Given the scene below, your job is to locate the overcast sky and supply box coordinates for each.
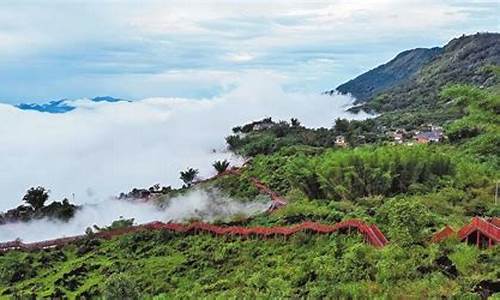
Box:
[0,0,498,103]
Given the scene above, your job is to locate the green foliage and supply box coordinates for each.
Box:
[226,117,382,157]
[449,244,480,275]
[22,186,49,210]
[0,255,36,284]
[2,65,499,299]
[94,217,135,232]
[440,84,489,107]
[2,230,497,298]
[212,174,261,200]
[103,273,141,299]
[376,198,437,245]
[1,192,78,224]
[179,168,199,187]
[367,34,500,113]
[212,159,230,174]
[42,198,78,221]
[441,83,500,165]
[286,146,454,201]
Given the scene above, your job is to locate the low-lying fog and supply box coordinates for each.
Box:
[0,189,271,243]
[0,73,369,242]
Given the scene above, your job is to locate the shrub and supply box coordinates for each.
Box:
[103,273,140,299]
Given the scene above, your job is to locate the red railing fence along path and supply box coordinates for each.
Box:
[190,166,287,212]
[0,219,389,252]
[0,165,294,253]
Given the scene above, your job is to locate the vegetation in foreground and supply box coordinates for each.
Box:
[1,228,498,299]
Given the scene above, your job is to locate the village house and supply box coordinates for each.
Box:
[335,135,347,147]
[414,131,441,144]
[389,129,406,144]
[413,124,445,144]
[393,132,404,144]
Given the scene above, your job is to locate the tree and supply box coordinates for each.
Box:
[376,198,436,246]
[333,118,351,135]
[149,183,161,193]
[22,186,49,210]
[291,118,301,128]
[273,120,290,138]
[213,160,230,174]
[103,273,140,299]
[180,168,199,187]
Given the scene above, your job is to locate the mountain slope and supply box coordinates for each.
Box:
[372,33,500,112]
[329,47,442,102]
[331,32,500,112]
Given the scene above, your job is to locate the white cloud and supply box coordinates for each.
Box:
[0,72,369,214]
[225,52,256,62]
[0,1,497,101]
[0,189,271,243]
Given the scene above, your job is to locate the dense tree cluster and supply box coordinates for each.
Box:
[0,187,78,224]
[226,117,385,157]
[285,146,454,200]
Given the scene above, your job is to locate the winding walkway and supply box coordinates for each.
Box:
[0,219,388,252]
[193,167,288,211]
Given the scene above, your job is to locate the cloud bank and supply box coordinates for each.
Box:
[0,189,271,243]
[0,73,369,242]
[0,73,368,212]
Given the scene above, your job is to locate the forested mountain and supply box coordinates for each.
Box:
[331,33,500,112]
[330,47,442,102]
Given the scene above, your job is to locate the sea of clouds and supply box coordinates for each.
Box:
[0,73,369,242]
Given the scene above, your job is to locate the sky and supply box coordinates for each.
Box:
[0,0,498,103]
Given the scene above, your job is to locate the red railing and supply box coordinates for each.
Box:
[370,223,389,245]
[0,219,388,252]
[192,166,287,212]
[0,165,295,252]
[11,166,499,253]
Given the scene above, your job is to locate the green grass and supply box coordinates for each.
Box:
[1,229,498,298]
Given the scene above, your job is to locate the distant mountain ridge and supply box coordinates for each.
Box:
[329,32,500,112]
[16,96,126,113]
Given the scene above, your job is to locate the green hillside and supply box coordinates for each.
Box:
[331,33,500,131]
[331,47,442,102]
[371,33,500,112]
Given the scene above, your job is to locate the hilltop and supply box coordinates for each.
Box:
[330,33,500,114]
